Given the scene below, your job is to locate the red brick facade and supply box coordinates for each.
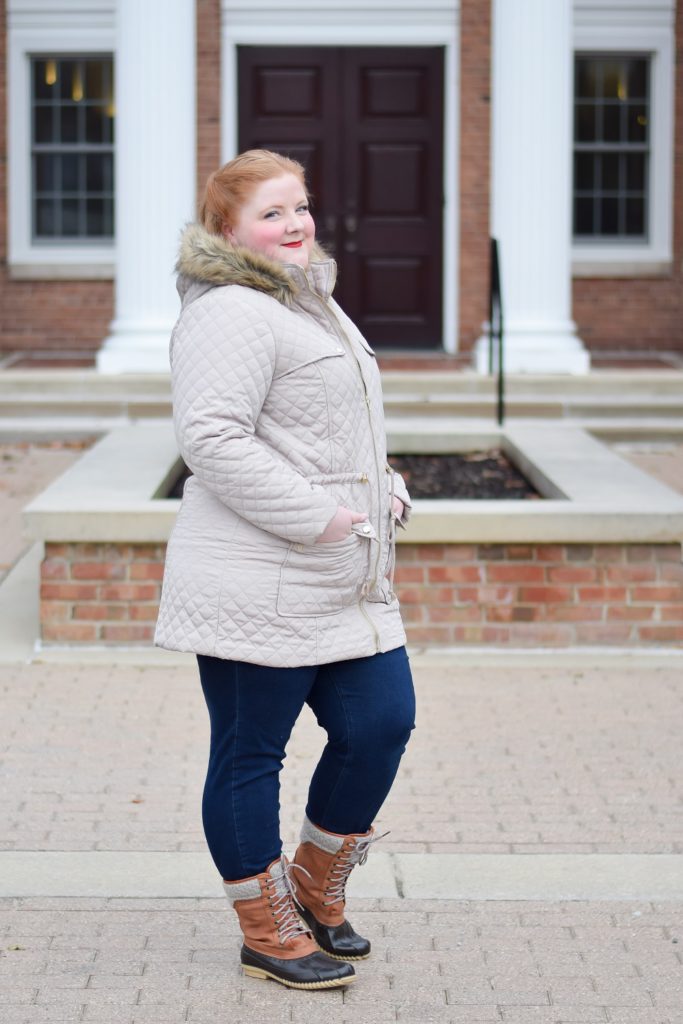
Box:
[572,0,683,353]
[41,541,683,647]
[458,0,491,355]
[0,4,112,354]
[1,0,681,358]
[196,0,222,204]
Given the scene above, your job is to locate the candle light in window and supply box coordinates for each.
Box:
[45,60,57,86]
[617,79,627,101]
[72,66,83,102]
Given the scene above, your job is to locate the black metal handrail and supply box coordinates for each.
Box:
[487,237,505,426]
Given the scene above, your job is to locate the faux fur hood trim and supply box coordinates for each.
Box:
[176,222,332,307]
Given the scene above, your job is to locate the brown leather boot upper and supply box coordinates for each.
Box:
[294,828,373,928]
[226,856,319,960]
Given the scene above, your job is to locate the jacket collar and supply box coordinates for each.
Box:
[175,223,337,306]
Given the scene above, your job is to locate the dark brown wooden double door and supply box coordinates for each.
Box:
[238,47,444,349]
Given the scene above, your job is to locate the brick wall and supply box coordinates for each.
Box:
[396,542,683,646]
[41,543,164,644]
[457,0,491,355]
[0,1,112,355]
[40,540,683,647]
[196,0,222,205]
[571,0,683,354]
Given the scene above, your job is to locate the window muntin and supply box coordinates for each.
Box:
[31,56,114,242]
[573,55,650,240]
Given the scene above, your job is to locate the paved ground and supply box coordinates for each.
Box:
[614,442,683,498]
[2,894,683,1023]
[0,443,89,585]
[1,656,683,1022]
[2,659,683,856]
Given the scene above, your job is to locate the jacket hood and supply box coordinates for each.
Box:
[175,222,334,307]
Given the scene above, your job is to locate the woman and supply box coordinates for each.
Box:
[155,150,416,991]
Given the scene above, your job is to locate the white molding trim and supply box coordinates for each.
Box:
[220,1,460,354]
[571,1,676,272]
[573,0,675,31]
[6,3,116,273]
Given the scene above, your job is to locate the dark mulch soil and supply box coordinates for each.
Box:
[167,451,541,500]
[387,451,542,500]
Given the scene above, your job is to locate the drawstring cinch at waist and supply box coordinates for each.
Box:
[358,465,399,603]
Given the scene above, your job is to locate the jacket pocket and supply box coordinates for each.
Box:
[276,531,371,618]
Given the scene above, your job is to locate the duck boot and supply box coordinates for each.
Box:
[224,853,355,990]
[293,815,384,960]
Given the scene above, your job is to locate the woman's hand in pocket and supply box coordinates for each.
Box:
[316,506,368,543]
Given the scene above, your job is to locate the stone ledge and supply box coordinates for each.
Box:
[22,420,683,545]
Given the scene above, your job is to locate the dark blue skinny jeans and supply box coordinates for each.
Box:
[197,646,415,881]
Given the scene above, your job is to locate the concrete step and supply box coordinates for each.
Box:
[0,368,683,398]
[0,392,682,424]
[0,395,172,417]
[0,369,681,425]
[383,395,683,419]
[380,370,683,397]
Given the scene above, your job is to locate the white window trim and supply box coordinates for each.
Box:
[571,13,675,277]
[7,4,116,279]
[220,0,460,353]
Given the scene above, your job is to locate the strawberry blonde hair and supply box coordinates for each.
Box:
[199,149,308,236]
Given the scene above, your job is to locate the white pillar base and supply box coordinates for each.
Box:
[96,322,172,374]
[473,321,591,375]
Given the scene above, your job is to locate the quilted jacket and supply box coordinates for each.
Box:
[154,223,412,667]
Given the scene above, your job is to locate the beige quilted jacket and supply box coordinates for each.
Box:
[154,224,412,667]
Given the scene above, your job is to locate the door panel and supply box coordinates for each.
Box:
[238,47,340,254]
[238,46,443,349]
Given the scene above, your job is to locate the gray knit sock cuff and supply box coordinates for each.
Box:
[223,877,261,904]
[300,814,345,854]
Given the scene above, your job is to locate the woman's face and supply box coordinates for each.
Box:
[225,173,315,269]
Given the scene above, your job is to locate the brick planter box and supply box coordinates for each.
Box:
[40,543,165,644]
[39,539,683,648]
[25,422,683,651]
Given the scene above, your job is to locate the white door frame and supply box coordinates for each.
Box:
[220,1,460,353]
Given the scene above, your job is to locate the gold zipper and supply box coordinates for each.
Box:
[358,595,381,654]
[302,290,386,650]
[306,293,383,587]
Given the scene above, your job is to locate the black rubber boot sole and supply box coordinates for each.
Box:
[240,944,355,989]
[296,903,371,961]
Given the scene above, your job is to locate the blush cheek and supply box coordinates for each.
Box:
[253,225,282,256]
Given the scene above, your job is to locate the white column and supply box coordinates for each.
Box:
[474,0,590,374]
[97,0,196,373]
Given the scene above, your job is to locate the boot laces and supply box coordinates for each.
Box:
[265,854,313,946]
[323,830,389,906]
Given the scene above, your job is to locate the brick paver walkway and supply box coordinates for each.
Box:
[1,660,682,855]
[0,442,88,585]
[615,442,683,498]
[2,895,682,1023]
[1,657,683,1022]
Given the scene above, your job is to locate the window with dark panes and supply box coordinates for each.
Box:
[573,55,649,239]
[31,56,114,241]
